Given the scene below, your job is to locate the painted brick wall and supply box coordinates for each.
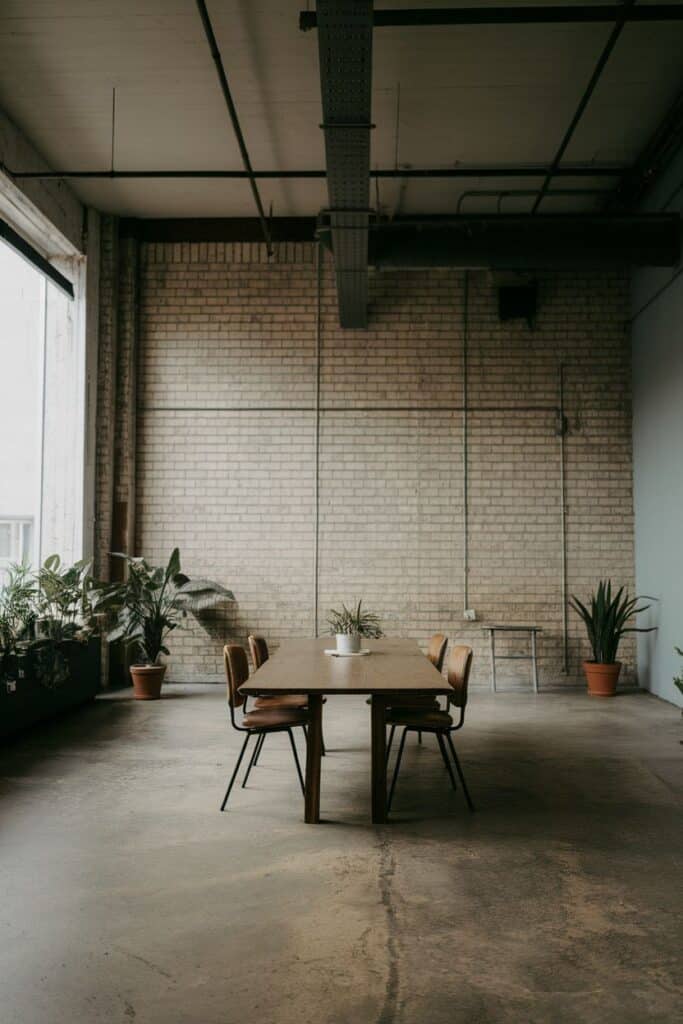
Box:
[105,241,634,687]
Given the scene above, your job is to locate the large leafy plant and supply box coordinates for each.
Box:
[674,647,683,700]
[107,548,233,665]
[35,555,98,642]
[327,600,383,639]
[569,580,654,664]
[0,563,37,678]
[1,555,103,689]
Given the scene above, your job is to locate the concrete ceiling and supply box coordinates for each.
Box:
[0,0,681,218]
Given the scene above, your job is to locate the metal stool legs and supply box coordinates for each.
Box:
[387,727,474,815]
[223,728,305,809]
[446,733,475,812]
[220,732,253,811]
[287,729,306,796]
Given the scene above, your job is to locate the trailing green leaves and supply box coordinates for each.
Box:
[569,580,655,664]
[327,599,383,639]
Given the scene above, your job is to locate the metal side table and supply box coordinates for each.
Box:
[483,625,542,693]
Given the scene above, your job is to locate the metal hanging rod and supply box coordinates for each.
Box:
[194,0,273,256]
[3,164,626,181]
[531,0,636,213]
[300,5,683,29]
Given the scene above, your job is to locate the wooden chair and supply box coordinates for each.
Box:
[248,635,309,710]
[381,633,448,756]
[220,644,307,811]
[386,645,475,814]
[247,634,325,765]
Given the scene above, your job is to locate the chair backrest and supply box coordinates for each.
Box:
[248,634,269,670]
[447,645,473,708]
[427,633,448,674]
[224,644,250,708]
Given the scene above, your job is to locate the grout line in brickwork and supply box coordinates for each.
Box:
[142,405,560,414]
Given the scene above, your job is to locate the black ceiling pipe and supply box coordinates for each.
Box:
[3,163,627,181]
[316,214,682,269]
[300,5,683,28]
[194,0,273,255]
[531,0,636,213]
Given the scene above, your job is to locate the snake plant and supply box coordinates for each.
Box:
[569,580,654,664]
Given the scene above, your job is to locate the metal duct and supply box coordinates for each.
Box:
[317,214,680,269]
[316,0,373,328]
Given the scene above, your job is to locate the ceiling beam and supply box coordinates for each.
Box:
[609,91,683,209]
[316,0,373,329]
[355,214,681,269]
[4,164,626,181]
[531,0,635,212]
[301,5,683,28]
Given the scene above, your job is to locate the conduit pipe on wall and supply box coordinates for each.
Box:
[558,364,569,673]
[462,271,470,615]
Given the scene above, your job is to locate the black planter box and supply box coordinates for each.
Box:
[0,637,102,741]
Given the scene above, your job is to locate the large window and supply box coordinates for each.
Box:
[0,238,85,583]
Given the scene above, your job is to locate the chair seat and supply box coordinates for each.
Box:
[254,694,309,709]
[242,708,308,729]
[386,708,453,729]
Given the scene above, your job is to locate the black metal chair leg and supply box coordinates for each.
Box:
[221,732,252,811]
[252,731,266,768]
[446,733,475,812]
[418,730,422,745]
[288,729,306,796]
[385,723,396,766]
[242,732,263,788]
[387,728,407,813]
[436,732,458,792]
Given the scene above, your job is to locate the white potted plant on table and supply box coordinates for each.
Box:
[327,600,383,655]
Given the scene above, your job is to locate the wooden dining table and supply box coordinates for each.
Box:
[238,637,452,824]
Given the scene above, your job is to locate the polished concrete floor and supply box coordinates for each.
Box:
[1,685,681,1024]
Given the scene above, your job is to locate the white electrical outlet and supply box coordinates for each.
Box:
[463,608,477,621]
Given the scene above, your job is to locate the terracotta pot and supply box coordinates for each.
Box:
[130,663,167,700]
[583,661,621,698]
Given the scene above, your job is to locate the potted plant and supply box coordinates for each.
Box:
[0,563,36,687]
[107,548,233,700]
[327,600,383,654]
[569,580,654,697]
[1,557,105,739]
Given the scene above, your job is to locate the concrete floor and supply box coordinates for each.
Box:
[1,686,681,1024]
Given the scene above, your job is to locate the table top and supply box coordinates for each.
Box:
[239,637,452,696]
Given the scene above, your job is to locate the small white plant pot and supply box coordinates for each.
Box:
[336,633,361,654]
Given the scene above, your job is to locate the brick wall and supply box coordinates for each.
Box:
[101,239,635,688]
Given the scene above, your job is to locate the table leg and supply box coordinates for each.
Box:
[531,630,539,693]
[371,695,388,824]
[304,694,323,824]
